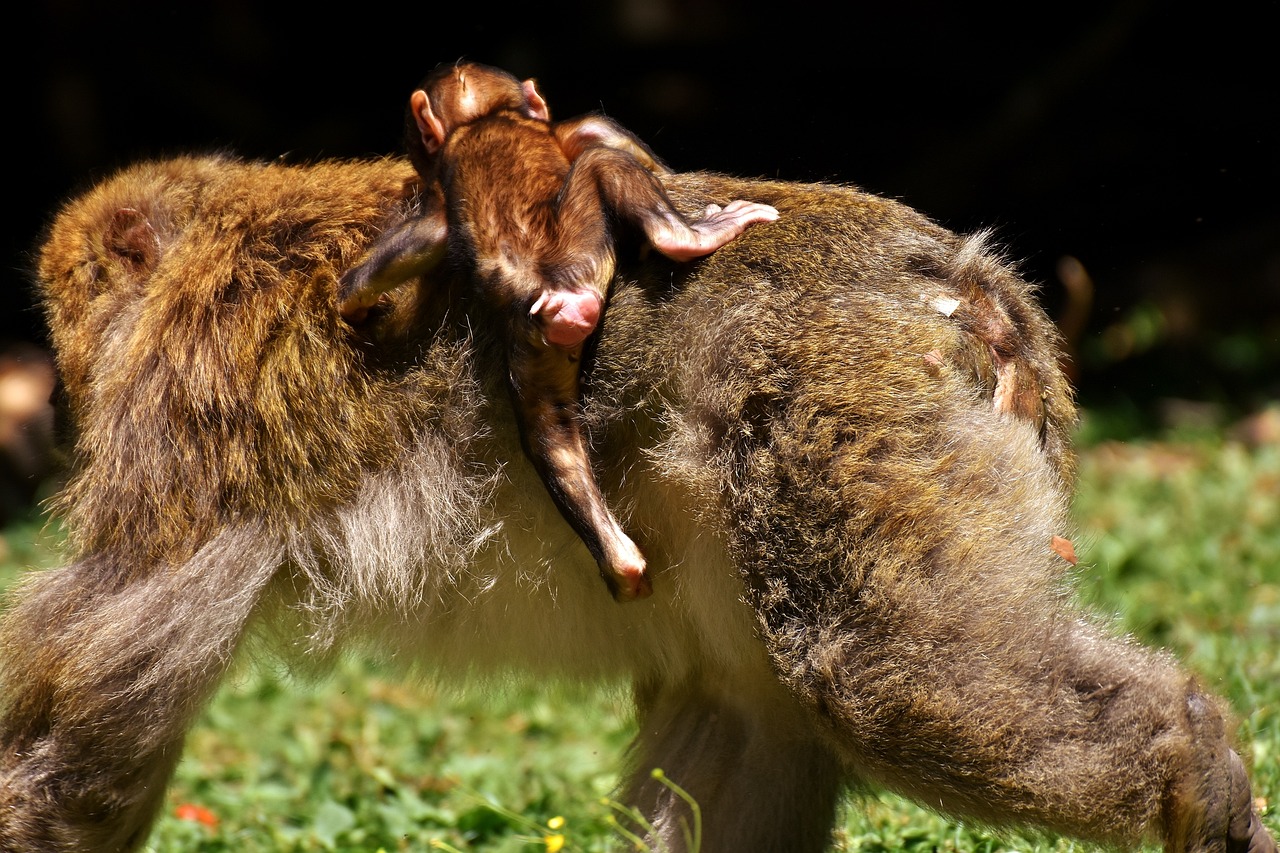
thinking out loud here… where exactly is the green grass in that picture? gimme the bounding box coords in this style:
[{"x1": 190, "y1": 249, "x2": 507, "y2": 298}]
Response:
[{"x1": 1, "y1": 421, "x2": 1277, "y2": 852}]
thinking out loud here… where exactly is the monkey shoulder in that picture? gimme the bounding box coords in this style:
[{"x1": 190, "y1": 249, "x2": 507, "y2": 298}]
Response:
[{"x1": 446, "y1": 115, "x2": 569, "y2": 176}]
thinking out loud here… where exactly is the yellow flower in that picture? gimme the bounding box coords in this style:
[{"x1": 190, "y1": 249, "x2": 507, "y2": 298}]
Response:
[
  {"x1": 545, "y1": 833, "x2": 566, "y2": 852},
  {"x1": 547, "y1": 815, "x2": 565, "y2": 830}
]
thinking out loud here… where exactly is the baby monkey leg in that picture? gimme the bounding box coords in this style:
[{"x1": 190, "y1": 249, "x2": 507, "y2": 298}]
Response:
[{"x1": 506, "y1": 325, "x2": 650, "y2": 601}]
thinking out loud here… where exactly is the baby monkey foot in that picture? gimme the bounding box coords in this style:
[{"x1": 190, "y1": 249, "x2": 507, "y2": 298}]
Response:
[
  {"x1": 603, "y1": 537, "x2": 651, "y2": 602},
  {"x1": 531, "y1": 288, "x2": 603, "y2": 348}
]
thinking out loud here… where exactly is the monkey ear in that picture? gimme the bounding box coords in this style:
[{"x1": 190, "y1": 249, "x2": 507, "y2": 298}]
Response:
[
  {"x1": 106, "y1": 207, "x2": 160, "y2": 274},
  {"x1": 411, "y1": 89, "x2": 448, "y2": 154},
  {"x1": 522, "y1": 79, "x2": 551, "y2": 122}
]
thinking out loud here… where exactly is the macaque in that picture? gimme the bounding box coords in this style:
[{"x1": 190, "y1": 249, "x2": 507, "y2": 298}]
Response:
[
  {"x1": 338, "y1": 61, "x2": 778, "y2": 601},
  {"x1": 0, "y1": 153, "x2": 1275, "y2": 853}
]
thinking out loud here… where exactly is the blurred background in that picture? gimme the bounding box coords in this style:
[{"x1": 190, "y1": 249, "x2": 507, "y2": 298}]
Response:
[{"x1": 4, "y1": 0, "x2": 1278, "y2": 522}]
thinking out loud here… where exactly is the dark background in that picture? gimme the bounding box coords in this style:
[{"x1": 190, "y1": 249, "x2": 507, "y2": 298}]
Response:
[{"x1": 3, "y1": 0, "x2": 1278, "y2": 515}]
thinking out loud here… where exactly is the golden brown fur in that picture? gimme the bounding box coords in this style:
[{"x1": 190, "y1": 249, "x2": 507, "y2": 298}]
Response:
[
  {"x1": 0, "y1": 154, "x2": 1273, "y2": 852},
  {"x1": 340, "y1": 62, "x2": 775, "y2": 600}
]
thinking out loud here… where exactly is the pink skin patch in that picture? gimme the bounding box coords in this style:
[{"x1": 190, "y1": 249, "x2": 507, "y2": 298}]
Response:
[{"x1": 530, "y1": 289, "x2": 603, "y2": 348}]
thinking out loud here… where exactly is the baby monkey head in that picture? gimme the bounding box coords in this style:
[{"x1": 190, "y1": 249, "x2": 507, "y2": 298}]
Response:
[{"x1": 405, "y1": 61, "x2": 551, "y2": 169}]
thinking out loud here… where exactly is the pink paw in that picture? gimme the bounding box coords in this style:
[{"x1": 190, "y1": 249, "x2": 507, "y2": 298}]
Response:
[{"x1": 531, "y1": 289, "x2": 602, "y2": 348}]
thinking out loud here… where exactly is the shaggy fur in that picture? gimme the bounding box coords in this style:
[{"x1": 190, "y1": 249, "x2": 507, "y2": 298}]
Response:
[{"x1": 1, "y1": 155, "x2": 1273, "y2": 852}]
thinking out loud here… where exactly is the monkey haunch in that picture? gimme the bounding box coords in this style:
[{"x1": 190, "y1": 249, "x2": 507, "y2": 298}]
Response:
[{"x1": 1, "y1": 154, "x2": 1274, "y2": 853}]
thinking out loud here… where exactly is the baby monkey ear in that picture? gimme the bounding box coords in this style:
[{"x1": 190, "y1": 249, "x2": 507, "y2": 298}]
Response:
[
  {"x1": 521, "y1": 79, "x2": 551, "y2": 122},
  {"x1": 411, "y1": 89, "x2": 448, "y2": 154}
]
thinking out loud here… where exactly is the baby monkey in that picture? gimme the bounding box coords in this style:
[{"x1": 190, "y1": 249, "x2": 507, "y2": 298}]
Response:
[{"x1": 339, "y1": 62, "x2": 778, "y2": 601}]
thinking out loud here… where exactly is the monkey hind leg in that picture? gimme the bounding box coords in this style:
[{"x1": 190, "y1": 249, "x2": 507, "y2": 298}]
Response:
[
  {"x1": 1170, "y1": 692, "x2": 1277, "y2": 853},
  {"x1": 0, "y1": 527, "x2": 278, "y2": 851},
  {"x1": 619, "y1": 675, "x2": 846, "y2": 853},
  {"x1": 797, "y1": 605, "x2": 1275, "y2": 853},
  {"x1": 507, "y1": 335, "x2": 649, "y2": 601}
]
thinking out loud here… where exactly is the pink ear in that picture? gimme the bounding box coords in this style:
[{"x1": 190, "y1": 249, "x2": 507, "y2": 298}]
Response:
[
  {"x1": 522, "y1": 79, "x2": 551, "y2": 122},
  {"x1": 411, "y1": 89, "x2": 448, "y2": 154}
]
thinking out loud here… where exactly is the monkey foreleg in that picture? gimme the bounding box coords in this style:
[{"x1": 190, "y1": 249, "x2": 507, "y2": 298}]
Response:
[
  {"x1": 567, "y1": 145, "x2": 778, "y2": 264},
  {"x1": 647, "y1": 199, "x2": 781, "y2": 262},
  {"x1": 0, "y1": 528, "x2": 278, "y2": 851},
  {"x1": 338, "y1": 204, "x2": 448, "y2": 322},
  {"x1": 1169, "y1": 693, "x2": 1278, "y2": 853},
  {"x1": 552, "y1": 113, "x2": 672, "y2": 176}
]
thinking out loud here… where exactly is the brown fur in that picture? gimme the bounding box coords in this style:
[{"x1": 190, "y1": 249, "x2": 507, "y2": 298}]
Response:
[
  {"x1": 395, "y1": 62, "x2": 655, "y2": 600},
  {"x1": 340, "y1": 61, "x2": 775, "y2": 600},
  {"x1": 1, "y1": 154, "x2": 1273, "y2": 852}
]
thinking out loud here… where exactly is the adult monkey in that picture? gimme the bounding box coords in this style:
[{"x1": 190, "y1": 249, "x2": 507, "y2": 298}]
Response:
[{"x1": 0, "y1": 153, "x2": 1274, "y2": 853}]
